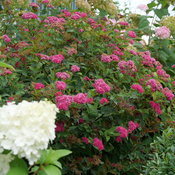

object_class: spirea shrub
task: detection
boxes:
[0,100,58,165]
[0,0,175,174]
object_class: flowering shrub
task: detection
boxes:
[0,0,175,174]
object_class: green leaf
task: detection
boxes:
[37,149,72,164]
[7,157,28,175]
[37,165,61,175]
[138,16,150,29]
[154,8,169,19]
[147,2,157,9]
[0,62,15,71]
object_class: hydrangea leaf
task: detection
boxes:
[7,157,28,175]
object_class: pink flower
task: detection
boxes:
[118,21,129,26]
[156,69,170,79]
[44,16,65,24]
[79,29,84,32]
[99,98,109,105]
[110,54,119,62]
[155,26,170,39]
[92,79,111,94]
[116,126,128,138]
[114,29,119,33]
[92,138,104,151]
[36,53,50,60]
[129,50,137,55]
[42,0,49,3]
[87,98,93,104]
[2,35,11,43]
[55,91,63,96]
[171,64,175,68]
[55,95,73,110]
[74,12,87,18]
[34,83,44,90]
[162,87,174,101]
[3,69,12,75]
[56,72,70,80]
[78,118,84,124]
[8,96,14,101]
[29,2,39,8]
[71,65,80,72]
[22,12,38,19]
[146,79,163,92]
[128,121,139,133]
[149,101,162,115]
[71,14,81,20]
[131,84,144,93]
[172,81,175,86]
[55,121,64,132]
[128,31,136,38]
[67,48,77,56]
[115,136,122,143]
[55,81,66,90]
[50,54,64,64]
[118,60,137,76]
[140,51,157,68]
[73,93,88,104]
[101,54,112,63]
[137,4,148,11]
[82,137,89,144]
[84,76,91,81]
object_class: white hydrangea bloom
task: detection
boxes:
[0,101,59,165]
[0,153,14,175]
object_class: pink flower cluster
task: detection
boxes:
[116,121,139,142]
[55,81,66,90]
[29,2,39,8]
[99,98,109,105]
[118,21,129,26]
[101,54,119,62]
[131,84,144,93]
[44,16,65,24]
[118,60,137,75]
[36,53,50,60]
[0,69,12,76]
[82,137,89,144]
[129,50,137,56]
[50,54,64,64]
[2,35,11,43]
[55,95,73,110]
[128,121,139,133]
[92,138,104,151]
[33,83,45,90]
[55,121,64,132]
[55,93,92,110]
[67,48,77,56]
[128,31,136,38]
[162,88,174,101]
[73,93,89,104]
[71,65,80,72]
[140,51,156,67]
[42,0,49,3]
[156,69,170,81]
[146,79,163,92]
[22,12,38,19]
[71,12,87,20]
[56,72,70,80]
[149,101,162,115]
[92,79,111,94]
[155,26,170,39]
